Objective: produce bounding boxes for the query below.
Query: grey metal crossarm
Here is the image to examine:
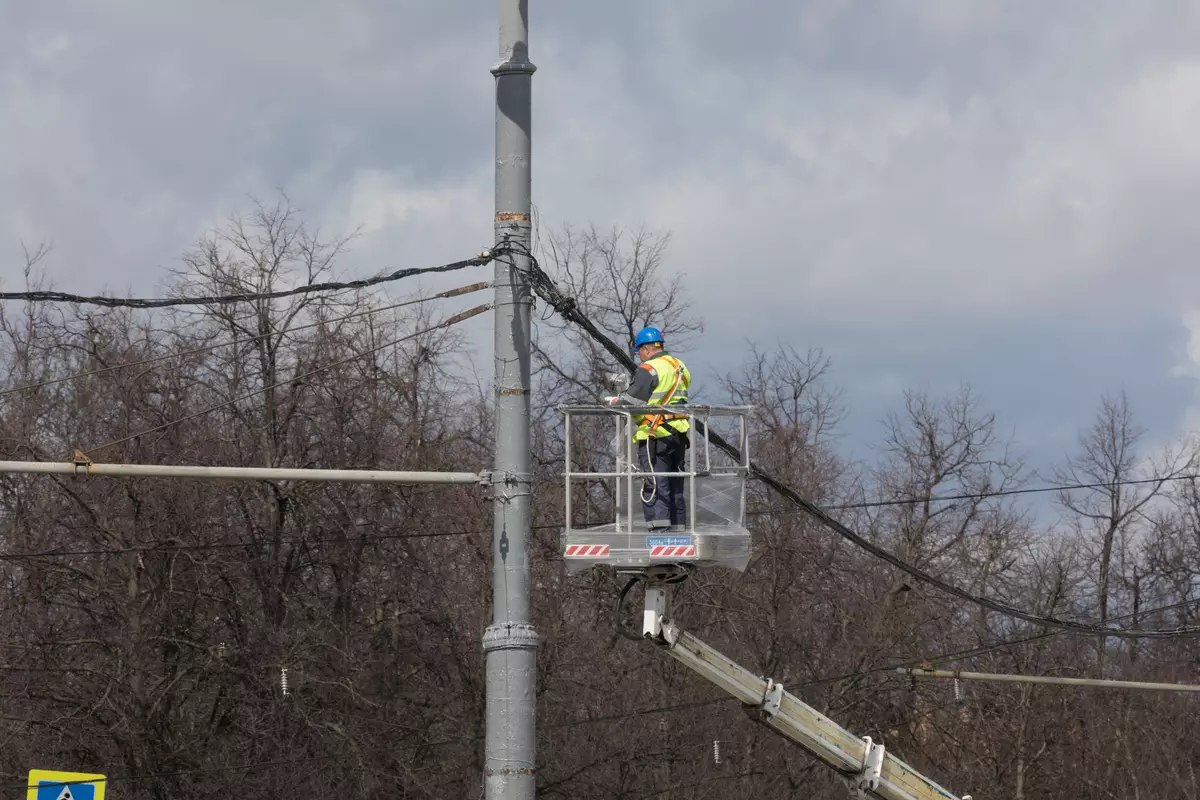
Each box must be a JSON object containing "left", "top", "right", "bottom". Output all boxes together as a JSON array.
[{"left": 641, "top": 588, "right": 964, "bottom": 800}]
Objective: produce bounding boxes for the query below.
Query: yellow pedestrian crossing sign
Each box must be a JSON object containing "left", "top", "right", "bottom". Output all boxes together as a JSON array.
[{"left": 27, "top": 770, "right": 106, "bottom": 800}]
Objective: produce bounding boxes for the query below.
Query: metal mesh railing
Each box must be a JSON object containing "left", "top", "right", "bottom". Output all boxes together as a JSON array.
[{"left": 558, "top": 404, "right": 752, "bottom": 533}]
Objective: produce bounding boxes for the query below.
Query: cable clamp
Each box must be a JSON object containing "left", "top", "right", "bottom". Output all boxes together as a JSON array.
[
  {"left": 483, "top": 470, "right": 533, "bottom": 486},
  {"left": 480, "top": 470, "right": 534, "bottom": 502},
  {"left": 70, "top": 448, "right": 92, "bottom": 475},
  {"left": 850, "top": 736, "right": 885, "bottom": 798},
  {"left": 744, "top": 678, "right": 783, "bottom": 723}
]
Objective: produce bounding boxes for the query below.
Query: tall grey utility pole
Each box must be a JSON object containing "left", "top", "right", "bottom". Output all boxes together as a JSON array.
[{"left": 484, "top": 1, "right": 537, "bottom": 798}]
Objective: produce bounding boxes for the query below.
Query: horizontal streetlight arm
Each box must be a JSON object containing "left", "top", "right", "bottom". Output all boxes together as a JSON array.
[{"left": 0, "top": 459, "right": 483, "bottom": 485}]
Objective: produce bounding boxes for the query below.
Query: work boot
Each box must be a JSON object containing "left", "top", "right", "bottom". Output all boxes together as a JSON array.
[{"left": 667, "top": 524, "right": 687, "bottom": 532}]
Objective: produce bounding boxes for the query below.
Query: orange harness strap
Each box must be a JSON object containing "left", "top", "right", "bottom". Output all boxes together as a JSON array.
[{"left": 646, "top": 355, "right": 687, "bottom": 437}]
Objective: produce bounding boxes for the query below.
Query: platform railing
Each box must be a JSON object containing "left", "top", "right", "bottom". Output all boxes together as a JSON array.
[{"left": 558, "top": 404, "right": 752, "bottom": 534}]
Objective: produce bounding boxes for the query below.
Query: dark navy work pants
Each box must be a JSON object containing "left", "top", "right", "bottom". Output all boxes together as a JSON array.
[{"left": 637, "top": 435, "right": 687, "bottom": 527}]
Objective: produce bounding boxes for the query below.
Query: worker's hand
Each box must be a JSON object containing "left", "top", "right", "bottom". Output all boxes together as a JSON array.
[{"left": 606, "top": 395, "right": 619, "bottom": 406}]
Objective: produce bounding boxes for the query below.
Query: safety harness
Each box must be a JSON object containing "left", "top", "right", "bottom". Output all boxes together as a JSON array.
[{"left": 641, "top": 354, "right": 689, "bottom": 445}]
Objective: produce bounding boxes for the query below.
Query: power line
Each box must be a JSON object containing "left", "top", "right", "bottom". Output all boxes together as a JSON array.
[
  {"left": 815, "top": 473, "right": 1199, "bottom": 512},
  {"left": 10, "top": 735, "right": 477, "bottom": 794},
  {"left": 0, "top": 522, "right": 565, "bottom": 560},
  {"left": 793, "top": 597, "right": 1200, "bottom": 692},
  {"left": 0, "top": 251, "right": 498, "bottom": 309},
  {"left": 16, "top": 529, "right": 1188, "bottom": 694},
  {"left": 79, "top": 302, "right": 491, "bottom": 457},
  {"left": 0, "top": 281, "right": 490, "bottom": 398},
  {"left": 3, "top": 696, "right": 741, "bottom": 794},
  {"left": 543, "top": 697, "right": 730, "bottom": 728},
  {"left": 901, "top": 666, "right": 1200, "bottom": 693},
  {"left": 0, "top": 528, "right": 474, "bottom": 561},
  {"left": 734, "top": 472, "right": 1199, "bottom": 518},
  {"left": 515, "top": 241, "right": 1200, "bottom": 640},
  {"left": 2, "top": 699, "right": 742, "bottom": 794},
  {"left": 744, "top": 451, "right": 1200, "bottom": 640},
  {"left": 6, "top": 587, "right": 1178, "bottom": 790}
]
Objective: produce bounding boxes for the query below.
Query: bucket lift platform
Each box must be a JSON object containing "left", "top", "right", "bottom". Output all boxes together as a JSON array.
[
  {"left": 557, "top": 404, "right": 967, "bottom": 799},
  {"left": 558, "top": 403, "right": 753, "bottom": 576}
]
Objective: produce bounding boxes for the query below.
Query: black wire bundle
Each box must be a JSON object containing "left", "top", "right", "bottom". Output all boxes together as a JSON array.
[
  {"left": 504, "top": 240, "right": 1200, "bottom": 640},
  {"left": 0, "top": 251, "right": 501, "bottom": 308}
]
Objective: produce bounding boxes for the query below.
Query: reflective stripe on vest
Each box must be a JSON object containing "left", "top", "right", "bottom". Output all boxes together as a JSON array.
[{"left": 633, "top": 354, "right": 690, "bottom": 441}]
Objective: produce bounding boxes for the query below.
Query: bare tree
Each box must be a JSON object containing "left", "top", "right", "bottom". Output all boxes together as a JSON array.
[
  {"left": 0, "top": 194, "right": 493, "bottom": 797},
  {"left": 532, "top": 223, "right": 702, "bottom": 406},
  {"left": 1053, "top": 392, "right": 1194, "bottom": 664},
  {"left": 869, "top": 386, "right": 1028, "bottom": 593},
  {"left": 8, "top": 206, "right": 1200, "bottom": 799}
]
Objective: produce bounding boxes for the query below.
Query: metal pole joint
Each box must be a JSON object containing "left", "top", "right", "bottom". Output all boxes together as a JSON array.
[
  {"left": 482, "top": 623, "right": 539, "bottom": 654},
  {"left": 491, "top": 60, "right": 537, "bottom": 77}
]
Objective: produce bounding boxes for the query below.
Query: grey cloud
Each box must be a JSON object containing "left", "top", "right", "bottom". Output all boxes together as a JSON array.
[
  {"left": 0, "top": 1, "right": 499, "bottom": 292},
  {"left": 527, "top": 1, "right": 1200, "bottom": 329},
  {"left": 4, "top": 1, "right": 1200, "bottom": 462}
]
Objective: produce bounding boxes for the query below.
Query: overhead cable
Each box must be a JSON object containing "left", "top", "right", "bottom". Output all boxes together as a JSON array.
[
  {"left": 507, "top": 241, "right": 1200, "bottom": 640},
  {"left": 901, "top": 666, "right": 1200, "bottom": 693},
  {"left": 0, "top": 281, "right": 490, "bottom": 398},
  {"left": 9, "top": 736, "right": 475, "bottom": 795},
  {"left": 795, "top": 596, "right": 1200, "bottom": 691},
  {"left": 738, "top": 471, "right": 1199, "bottom": 516},
  {"left": 0, "top": 247, "right": 502, "bottom": 309},
  {"left": 0, "top": 522, "right": 564, "bottom": 561},
  {"left": 80, "top": 302, "right": 491, "bottom": 457},
  {"left": 2, "top": 694, "right": 749, "bottom": 794},
  {"left": 0, "top": 528, "right": 473, "bottom": 561},
  {"left": 822, "top": 473, "right": 1200, "bottom": 511}
]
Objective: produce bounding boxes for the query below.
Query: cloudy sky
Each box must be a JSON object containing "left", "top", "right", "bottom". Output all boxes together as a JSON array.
[{"left": 5, "top": 0, "right": 1200, "bottom": 482}]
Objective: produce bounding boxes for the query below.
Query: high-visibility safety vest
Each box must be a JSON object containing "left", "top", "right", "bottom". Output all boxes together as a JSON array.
[{"left": 633, "top": 353, "right": 690, "bottom": 441}]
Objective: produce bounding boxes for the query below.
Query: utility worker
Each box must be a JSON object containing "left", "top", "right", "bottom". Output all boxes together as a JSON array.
[{"left": 608, "top": 326, "right": 690, "bottom": 531}]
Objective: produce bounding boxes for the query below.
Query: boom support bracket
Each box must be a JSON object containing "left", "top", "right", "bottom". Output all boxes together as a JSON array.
[{"left": 853, "top": 736, "right": 885, "bottom": 798}]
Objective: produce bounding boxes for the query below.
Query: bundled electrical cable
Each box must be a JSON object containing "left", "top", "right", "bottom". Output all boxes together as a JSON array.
[{"left": 499, "top": 239, "right": 1200, "bottom": 641}]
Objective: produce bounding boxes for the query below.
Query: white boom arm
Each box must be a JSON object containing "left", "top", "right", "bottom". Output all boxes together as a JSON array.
[{"left": 641, "top": 586, "right": 967, "bottom": 800}]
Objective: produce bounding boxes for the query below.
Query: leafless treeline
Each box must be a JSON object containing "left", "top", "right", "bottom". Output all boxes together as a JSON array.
[{"left": 2, "top": 198, "right": 1200, "bottom": 798}]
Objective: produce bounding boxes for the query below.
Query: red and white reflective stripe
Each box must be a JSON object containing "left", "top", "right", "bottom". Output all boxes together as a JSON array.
[
  {"left": 649, "top": 545, "right": 696, "bottom": 558},
  {"left": 564, "top": 544, "right": 610, "bottom": 557}
]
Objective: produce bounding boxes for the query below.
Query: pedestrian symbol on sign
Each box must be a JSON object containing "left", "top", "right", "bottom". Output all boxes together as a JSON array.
[
  {"left": 36, "top": 780, "right": 94, "bottom": 800},
  {"left": 27, "top": 770, "right": 105, "bottom": 800}
]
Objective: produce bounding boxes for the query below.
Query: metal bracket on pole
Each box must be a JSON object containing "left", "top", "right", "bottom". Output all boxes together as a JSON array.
[
  {"left": 850, "top": 736, "right": 885, "bottom": 798},
  {"left": 482, "top": 470, "right": 533, "bottom": 502},
  {"left": 484, "top": 470, "right": 533, "bottom": 484}
]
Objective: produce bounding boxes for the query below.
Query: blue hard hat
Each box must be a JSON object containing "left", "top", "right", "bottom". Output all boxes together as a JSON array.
[{"left": 634, "top": 326, "right": 664, "bottom": 350}]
